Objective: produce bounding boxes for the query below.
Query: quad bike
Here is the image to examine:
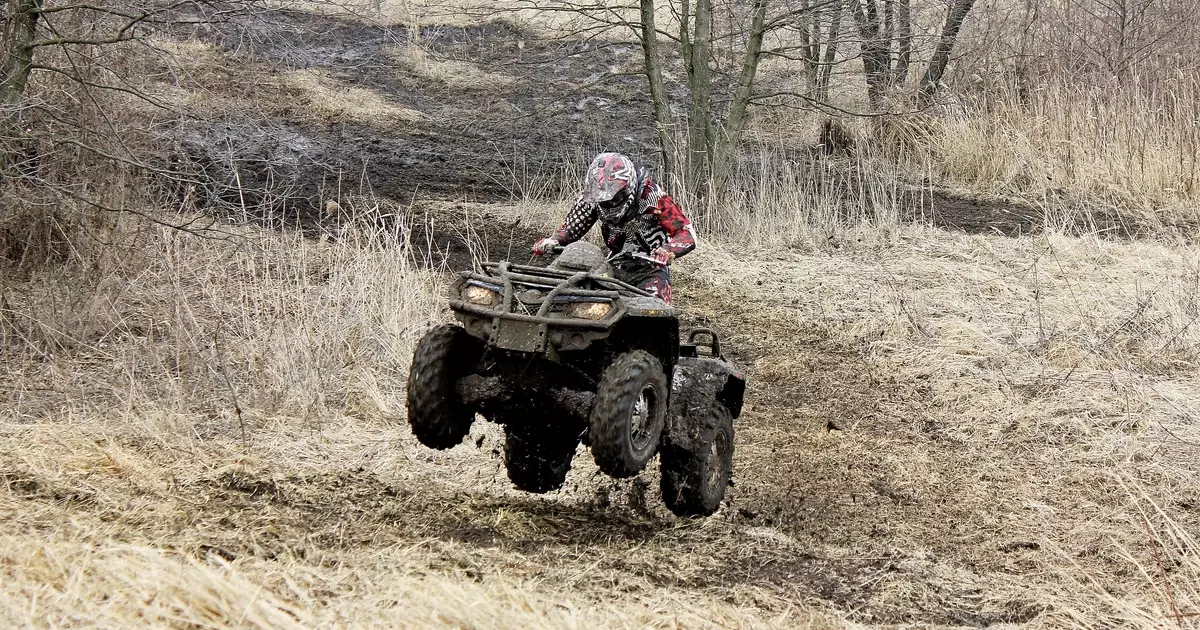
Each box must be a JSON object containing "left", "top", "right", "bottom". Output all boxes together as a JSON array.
[{"left": 406, "top": 242, "right": 746, "bottom": 516}]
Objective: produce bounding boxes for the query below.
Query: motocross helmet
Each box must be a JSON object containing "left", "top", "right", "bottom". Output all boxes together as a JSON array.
[{"left": 583, "top": 152, "right": 639, "bottom": 224}]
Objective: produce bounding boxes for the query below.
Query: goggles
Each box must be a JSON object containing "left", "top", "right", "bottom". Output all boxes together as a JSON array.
[{"left": 598, "top": 188, "right": 630, "bottom": 210}]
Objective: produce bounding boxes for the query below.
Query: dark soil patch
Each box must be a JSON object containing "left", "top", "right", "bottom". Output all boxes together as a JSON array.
[
  {"left": 406, "top": 202, "right": 550, "bottom": 270},
  {"left": 167, "top": 9, "right": 660, "bottom": 228},
  {"left": 916, "top": 193, "right": 1043, "bottom": 237},
  {"left": 911, "top": 190, "right": 1184, "bottom": 238},
  {"left": 182, "top": 465, "right": 1030, "bottom": 625}
]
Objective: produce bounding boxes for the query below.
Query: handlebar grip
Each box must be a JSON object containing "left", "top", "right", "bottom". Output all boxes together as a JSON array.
[{"left": 533, "top": 241, "right": 565, "bottom": 256}]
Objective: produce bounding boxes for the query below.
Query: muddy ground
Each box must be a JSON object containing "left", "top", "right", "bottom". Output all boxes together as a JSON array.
[
  {"left": 157, "top": 7, "right": 1171, "bottom": 241},
  {"left": 168, "top": 10, "right": 658, "bottom": 220}
]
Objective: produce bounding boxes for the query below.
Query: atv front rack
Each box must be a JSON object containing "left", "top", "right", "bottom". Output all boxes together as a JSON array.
[
  {"left": 482, "top": 262, "right": 654, "bottom": 298},
  {"left": 449, "top": 261, "right": 654, "bottom": 354}
]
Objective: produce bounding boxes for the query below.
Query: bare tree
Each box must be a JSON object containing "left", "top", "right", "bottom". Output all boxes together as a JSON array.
[
  {"left": 919, "top": 0, "right": 977, "bottom": 100},
  {"left": 849, "top": 0, "right": 942, "bottom": 107},
  {"left": 0, "top": 0, "right": 38, "bottom": 119},
  {"left": 639, "top": 0, "right": 676, "bottom": 174}
]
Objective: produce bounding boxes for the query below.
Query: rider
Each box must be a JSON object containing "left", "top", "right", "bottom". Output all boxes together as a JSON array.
[{"left": 533, "top": 152, "right": 696, "bottom": 303}]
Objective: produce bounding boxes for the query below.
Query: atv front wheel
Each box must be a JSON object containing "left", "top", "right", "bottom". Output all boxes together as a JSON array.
[
  {"left": 660, "top": 401, "right": 734, "bottom": 517},
  {"left": 406, "top": 324, "right": 482, "bottom": 449},
  {"left": 589, "top": 350, "right": 668, "bottom": 478},
  {"left": 503, "top": 411, "right": 580, "bottom": 493}
]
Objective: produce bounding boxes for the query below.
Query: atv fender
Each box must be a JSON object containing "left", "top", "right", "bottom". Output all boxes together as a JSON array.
[{"left": 664, "top": 357, "right": 746, "bottom": 450}]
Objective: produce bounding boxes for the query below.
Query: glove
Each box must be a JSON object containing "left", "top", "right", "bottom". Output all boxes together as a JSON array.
[
  {"left": 533, "top": 237, "right": 560, "bottom": 256},
  {"left": 651, "top": 247, "right": 675, "bottom": 266}
]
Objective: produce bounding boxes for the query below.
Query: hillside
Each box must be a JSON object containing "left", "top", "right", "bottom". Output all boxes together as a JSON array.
[{"left": 2, "top": 3, "right": 1199, "bottom": 628}]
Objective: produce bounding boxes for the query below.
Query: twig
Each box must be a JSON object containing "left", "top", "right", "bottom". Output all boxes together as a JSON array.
[
  {"left": 871, "top": 252, "right": 931, "bottom": 338},
  {"left": 1135, "top": 503, "right": 1184, "bottom": 629},
  {"left": 1149, "top": 390, "right": 1200, "bottom": 447},
  {"left": 211, "top": 327, "right": 248, "bottom": 450}
]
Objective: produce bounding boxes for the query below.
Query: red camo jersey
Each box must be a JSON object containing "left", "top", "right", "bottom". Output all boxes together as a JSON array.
[{"left": 553, "top": 177, "right": 696, "bottom": 258}]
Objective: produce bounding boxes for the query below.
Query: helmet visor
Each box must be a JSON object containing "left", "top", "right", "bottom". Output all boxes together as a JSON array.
[{"left": 597, "top": 187, "right": 630, "bottom": 210}]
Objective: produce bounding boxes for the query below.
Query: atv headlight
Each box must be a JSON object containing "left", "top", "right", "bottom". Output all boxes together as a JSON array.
[
  {"left": 566, "top": 301, "right": 613, "bottom": 320},
  {"left": 463, "top": 285, "right": 499, "bottom": 306}
]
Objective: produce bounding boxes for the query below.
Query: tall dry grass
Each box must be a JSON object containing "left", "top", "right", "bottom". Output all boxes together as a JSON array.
[
  {"left": 723, "top": 72, "right": 1200, "bottom": 241},
  {"left": 930, "top": 76, "right": 1200, "bottom": 217},
  {"left": 742, "top": 53, "right": 1200, "bottom": 232},
  {"left": 1, "top": 200, "right": 443, "bottom": 429}
]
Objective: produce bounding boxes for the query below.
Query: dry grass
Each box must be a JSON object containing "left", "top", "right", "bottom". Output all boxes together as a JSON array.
[
  {"left": 746, "top": 51, "right": 1200, "bottom": 226},
  {"left": 0, "top": 208, "right": 850, "bottom": 628},
  {"left": 149, "top": 40, "right": 423, "bottom": 125},
  {"left": 283, "top": 69, "right": 424, "bottom": 124},
  {"left": 7, "top": 201, "right": 1198, "bottom": 627},
  {"left": 927, "top": 79, "right": 1200, "bottom": 217},
  {"left": 387, "top": 43, "right": 513, "bottom": 90}
]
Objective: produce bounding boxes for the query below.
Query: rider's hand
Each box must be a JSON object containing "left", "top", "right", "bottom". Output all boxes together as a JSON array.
[
  {"left": 651, "top": 247, "right": 675, "bottom": 266},
  {"left": 533, "top": 237, "right": 560, "bottom": 256}
]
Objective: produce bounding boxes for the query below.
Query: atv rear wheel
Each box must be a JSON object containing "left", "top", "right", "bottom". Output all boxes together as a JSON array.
[
  {"left": 660, "top": 402, "right": 734, "bottom": 517},
  {"left": 503, "top": 412, "right": 580, "bottom": 493},
  {"left": 406, "top": 324, "right": 482, "bottom": 449},
  {"left": 589, "top": 350, "right": 668, "bottom": 478}
]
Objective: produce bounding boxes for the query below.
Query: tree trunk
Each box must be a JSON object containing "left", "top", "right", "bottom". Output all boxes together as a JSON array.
[
  {"left": 1, "top": 0, "right": 41, "bottom": 115},
  {"left": 1, "top": 0, "right": 41, "bottom": 178},
  {"left": 817, "top": 0, "right": 843, "bottom": 102},
  {"left": 919, "top": 0, "right": 977, "bottom": 100},
  {"left": 639, "top": 0, "right": 676, "bottom": 177},
  {"left": 891, "top": 0, "right": 911, "bottom": 85},
  {"left": 679, "top": 0, "right": 693, "bottom": 82},
  {"left": 716, "top": 0, "right": 767, "bottom": 182},
  {"left": 686, "top": 0, "right": 714, "bottom": 195},
  {"left": 802, "top": 0, "right": 819, "bottom": 91},
  {"left": 882, "top": 0, "right": 894, "bottom": 66},
  {"left": 851, "top": 0, "right": 890, "bottom": 108}
]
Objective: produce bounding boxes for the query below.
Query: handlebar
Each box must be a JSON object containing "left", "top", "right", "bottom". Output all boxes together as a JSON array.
[
  {"left": 533, "top": 243, "right": 666, "bottom": 267},
  {"left": 608, "top": 250, "right": 667, "bottom": 267}
]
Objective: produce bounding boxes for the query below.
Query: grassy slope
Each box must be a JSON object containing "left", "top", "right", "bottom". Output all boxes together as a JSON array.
[
  {"left": 2, "top": 211, "right": 1198, "bottom": 627},
  {"left": 3, "top": 4, "right": 1200, "bottom": 628}
]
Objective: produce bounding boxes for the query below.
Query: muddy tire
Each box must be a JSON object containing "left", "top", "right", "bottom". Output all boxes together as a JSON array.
[
  {"left": 660, "top": 402, "right": 734, "bottom": 517},
  {"left": 588, "top": 350, "right": 668, "bottom": 478},
  {"left": 406, "top": 324, "right": 481, "bottom": 450},
  {"left": 503, "top": 413, "right": 580, "bottom": 493}
]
